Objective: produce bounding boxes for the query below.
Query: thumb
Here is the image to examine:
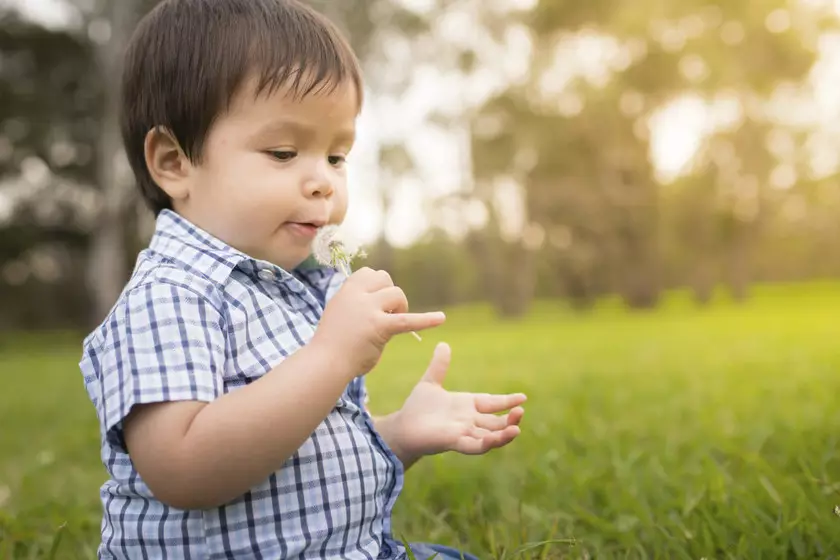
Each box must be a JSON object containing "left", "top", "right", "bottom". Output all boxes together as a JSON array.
[{"left": 421, "top": 342, "right": 451, "bottom": 385}]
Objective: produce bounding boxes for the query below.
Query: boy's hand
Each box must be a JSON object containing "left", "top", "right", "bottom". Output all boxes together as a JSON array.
[
  {"left": 379, "top": 343, "right": 526, "bottom": 466},
  {"left": 312, "top": 267, "right": 445, "bottom": 377}
]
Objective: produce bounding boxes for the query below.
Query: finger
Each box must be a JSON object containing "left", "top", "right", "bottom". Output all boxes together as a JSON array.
[
  {"left": 346, "top": 266, "right": 376, "bottom": 281},
  {"left": 373, "top": 286, "right": 409, "bottom": 314},
  {"left": 453, "top": 435, "right": 492, "bottom": 455},
  {"left": 475, "top": 413, "right": 510, "bottom": 432},
  {"left": 384, "top": 311, "right": 446, "bottom": 335},
  {"left": 455, "top": 425, "right": 521, "bottom": 455},
  {"left": 473, "top": 393, "right": 527, "bottom": 414},
  {"left": 363, "top": 269, "right": 394, "bottom": 292},
  {"left": 490, "top": 425, "right": 521, "bottom": 448},
  {"left": 507, "top": 406, "right": 525, "bottom": 427},
  {"left": 346, "top": 267, "right": 393, "bottom": 291},
  {"left": 474, "top": 406, "right": 524, "bottom": 431},
  {"left": 420, "top": 342, "right": 451, "bottom": 385},
  {"left": 470, "top": 427, "right": 492, "bottom": 438}
]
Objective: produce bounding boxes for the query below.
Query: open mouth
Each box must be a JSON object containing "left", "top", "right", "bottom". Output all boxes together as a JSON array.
[{"left": 286, "top": 222, "right": 322, "bottom": 238}]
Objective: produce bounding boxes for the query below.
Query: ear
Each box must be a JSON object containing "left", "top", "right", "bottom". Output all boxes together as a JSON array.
[{"left": 144, "top": 126, "right": 193, "bottom": 203}]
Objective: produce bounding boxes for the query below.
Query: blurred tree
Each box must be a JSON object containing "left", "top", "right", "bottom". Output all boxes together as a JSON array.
[
  {"left": 466, "top": 0, "right": 836, "bottom": 312},
  {"left": 0, "top": 9, "right": 102, "bottom": 328},
  {"left": 0, "top": 0, "right": 436, "bottom": 329}
]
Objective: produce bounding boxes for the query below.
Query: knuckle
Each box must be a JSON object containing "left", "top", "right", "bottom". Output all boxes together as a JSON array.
[
  {"left": 372, "top": 311, "right": 391, "bottom": 333},
  {"left": 394, "top": 313, "right": 409, "bottom": 331},
  {"left": 397, "top": 315, "right": 412, "bottom": 332}
]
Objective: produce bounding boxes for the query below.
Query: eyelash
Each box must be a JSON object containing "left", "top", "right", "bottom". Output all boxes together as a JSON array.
[{"left": 268, "top": 151, "right": 347, "bottom": 167}]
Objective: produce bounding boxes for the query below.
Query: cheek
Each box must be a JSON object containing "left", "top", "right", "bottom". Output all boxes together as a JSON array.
[
  {"left": 204, "top": 158, "right": 284, "bottom": 227},
  {"left": 333, "top": 181, "right": 349, "bottom": 212},
  {"left": 219, "top": 155, "right": 279, "bottom": 205}
]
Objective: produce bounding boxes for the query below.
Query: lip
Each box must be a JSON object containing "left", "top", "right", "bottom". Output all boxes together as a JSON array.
[
  {"left": 290, "top": 217, "right": 328, "bottom": 227},
  {"left": 285, "top": 222, "right": 321, "bottom": 239}
]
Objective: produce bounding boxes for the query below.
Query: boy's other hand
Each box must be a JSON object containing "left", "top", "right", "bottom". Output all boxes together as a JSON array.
[
  {"left": 378, "top": 342, "right": 526, "bottom": 465},
  {"left": 313, "top": 267, "right": 446, "bottom": 376}
]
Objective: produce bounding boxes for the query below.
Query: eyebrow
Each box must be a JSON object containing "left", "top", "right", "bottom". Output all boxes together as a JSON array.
[{"left": 251, "top": 119, "right": 355, "bottom": 147}]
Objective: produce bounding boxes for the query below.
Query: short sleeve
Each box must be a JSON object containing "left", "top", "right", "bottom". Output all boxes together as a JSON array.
[{"left": 91, "top": 279, "right": 226, "bottom": 450}]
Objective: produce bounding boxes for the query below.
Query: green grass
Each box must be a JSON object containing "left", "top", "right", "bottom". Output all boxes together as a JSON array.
[{"left": 2, "top": 281, "right": 840, "bottom": 558}]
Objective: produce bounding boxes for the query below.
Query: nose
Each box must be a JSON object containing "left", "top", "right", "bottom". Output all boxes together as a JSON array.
[{"left": 303, "top": 160, "right": 334, "bottom": 199}]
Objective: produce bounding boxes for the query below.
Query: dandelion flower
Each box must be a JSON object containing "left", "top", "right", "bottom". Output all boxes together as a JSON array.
[{"left": 313, "top": 225, "right": 365, "bottom": 277}]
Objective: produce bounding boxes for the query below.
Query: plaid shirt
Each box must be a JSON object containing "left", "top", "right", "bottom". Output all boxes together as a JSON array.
[{"left": 79, "top": 209, "right": 407, "bottom": 559}]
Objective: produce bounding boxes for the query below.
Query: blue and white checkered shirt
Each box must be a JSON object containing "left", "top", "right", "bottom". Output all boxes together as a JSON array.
[{"left": 79, "top": 209, "right": 407, "bottom": 559}]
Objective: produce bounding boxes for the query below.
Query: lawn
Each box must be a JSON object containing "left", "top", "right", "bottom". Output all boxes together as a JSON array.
[{"left": 1, "top": 282, "right": 839, "bottom": 558}]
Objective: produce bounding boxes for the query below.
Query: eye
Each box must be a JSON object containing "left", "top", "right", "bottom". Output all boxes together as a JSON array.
[
  {"left": 328, "top": 155, "right": 346, "bottom": 167},
  {"left": 269, "top": 150, "right": 296, "bottom": 162}
]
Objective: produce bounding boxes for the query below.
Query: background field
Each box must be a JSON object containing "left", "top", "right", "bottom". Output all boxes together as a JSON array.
[{"left": 1, "top": 282, "right": 838, "bottom": 559}]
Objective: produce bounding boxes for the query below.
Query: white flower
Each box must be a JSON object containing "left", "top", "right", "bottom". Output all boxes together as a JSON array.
[{"left": 313, "top": 225, "right": 366, "bottom": 276}]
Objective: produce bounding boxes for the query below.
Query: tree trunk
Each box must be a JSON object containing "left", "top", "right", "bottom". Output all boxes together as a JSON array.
[
  {"left": 618, "top": 214, "right": 661, "bottom": 309},
  {"left": 86, "top": 0, "right": 137, "bottom": 324},
  {"left": 563, "top": 268, "right": 597, "bottom": 311},
  {"left": 495, "top": 241, "right": 535, "bottom": 318},
  {"left": 727, "top": 228, "right": 752, "bottom": 302},
  {"left": 691, "top": 258, "right": 717, "bottom": 306}
]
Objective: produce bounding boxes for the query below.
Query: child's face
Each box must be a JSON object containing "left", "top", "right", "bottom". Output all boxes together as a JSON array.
[{"left": 170, "top": 74, "right": 358, "bottom": 271}]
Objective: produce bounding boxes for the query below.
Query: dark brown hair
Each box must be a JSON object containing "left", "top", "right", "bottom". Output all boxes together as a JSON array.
[{"left": 120, "top": 0, "right": 364, "bottom": 215}]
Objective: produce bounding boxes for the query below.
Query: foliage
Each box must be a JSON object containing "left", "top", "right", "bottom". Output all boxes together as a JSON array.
[{"left": 466, "top": 0, "right": 840, "bottom": 313}]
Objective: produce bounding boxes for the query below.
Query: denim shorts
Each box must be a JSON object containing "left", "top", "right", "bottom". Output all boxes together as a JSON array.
[{"left": 409, "top": 542, "right": 481, "bottom": 560}]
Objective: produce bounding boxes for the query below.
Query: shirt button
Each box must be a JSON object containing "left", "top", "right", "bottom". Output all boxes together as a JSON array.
[{"left": 258, "top": 269, "right": 275, "bottom": 282}]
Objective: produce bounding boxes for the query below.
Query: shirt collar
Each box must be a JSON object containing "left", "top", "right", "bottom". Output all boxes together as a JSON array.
[{"left": 147, "top": 209, "right": 337, "bottom": 288}]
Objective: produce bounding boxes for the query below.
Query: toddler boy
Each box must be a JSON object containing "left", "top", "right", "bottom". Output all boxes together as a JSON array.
[{"left": 79, "top": 1, "right": 526, "bottom": 558}]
